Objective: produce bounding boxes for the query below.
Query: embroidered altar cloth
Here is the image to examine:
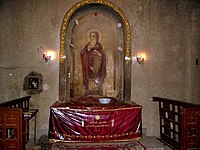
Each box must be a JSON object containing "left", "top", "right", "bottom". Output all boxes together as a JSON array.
[{"left": 48, "top": 97, "right": 142, "bottom": 142}]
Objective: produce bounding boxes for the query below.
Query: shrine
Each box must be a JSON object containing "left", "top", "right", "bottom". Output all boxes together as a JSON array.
[{"left": 49, "top": 0, "right": 142, "bottom": 143}]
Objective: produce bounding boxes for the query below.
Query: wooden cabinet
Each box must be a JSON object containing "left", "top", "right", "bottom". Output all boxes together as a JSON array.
[
  {"left": 0, "top": 108, "right": 25, "bottom": 150},
  {"left": 153, "top": 97, "right": 200, "bottom": 150},
  {"left": 0, "top": 96, "right": 38, "bottom": 150}
]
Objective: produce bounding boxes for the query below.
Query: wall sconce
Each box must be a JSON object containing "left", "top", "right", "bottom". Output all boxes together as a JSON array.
[
  {"left": 136, "top": 53, "right": 145, "bottom": 64},
  {"left": 43, "top": 50, "right": 57, "bottom": 62}
]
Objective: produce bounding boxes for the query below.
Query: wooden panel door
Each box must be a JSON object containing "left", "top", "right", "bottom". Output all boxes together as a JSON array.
[{"left": 0, "top": 108, "right": 24, "bottom": 150}]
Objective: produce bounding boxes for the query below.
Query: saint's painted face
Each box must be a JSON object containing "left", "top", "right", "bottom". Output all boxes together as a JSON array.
[{"left": 89, "top": 32, "right": 96, "bottom": 41}]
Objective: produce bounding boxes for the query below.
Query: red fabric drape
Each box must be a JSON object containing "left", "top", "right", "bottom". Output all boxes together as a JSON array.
[{"left": 49, "top": 98, "right": 142, "bottom": 142}]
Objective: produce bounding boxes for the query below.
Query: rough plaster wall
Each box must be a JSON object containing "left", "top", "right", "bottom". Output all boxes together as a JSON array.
[
  {"left": 190, "top": 8, "right": 200, "bottom": 104},
  {"left": 127, "top": 0, "right": 200, "bottom": 136},
  {"left": 0, "top": 0, "right": 69, "bottom": 135},
  {"left": 0, "top": 0, "right": 199, "bottom": 137},
  {"left": 126, "top": 0, "right": 197, "bottom": 136}
]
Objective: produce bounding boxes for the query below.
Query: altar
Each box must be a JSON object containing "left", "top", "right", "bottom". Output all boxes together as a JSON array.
[{"left": 48, "top": 97, "right": 142, "bottom": 142}]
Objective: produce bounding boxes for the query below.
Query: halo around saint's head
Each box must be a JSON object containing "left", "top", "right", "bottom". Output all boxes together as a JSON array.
[{"left": 86, "top": 28, "right": 102, "bottom": 42}]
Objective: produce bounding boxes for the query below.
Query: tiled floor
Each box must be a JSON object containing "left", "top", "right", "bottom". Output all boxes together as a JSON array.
[{"left": 27, "top": 134, "right": 172, "bottom": 150}]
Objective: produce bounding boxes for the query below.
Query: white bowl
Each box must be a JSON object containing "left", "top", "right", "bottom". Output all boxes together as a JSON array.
[{"left": 99, "top": 98, "right": 111, "bottom": 104}]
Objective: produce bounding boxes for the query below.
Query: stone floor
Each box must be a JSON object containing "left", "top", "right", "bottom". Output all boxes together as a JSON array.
[
  {"left": 140, "top": 135, "right": 172, "bottom": 150},
  {"left": 26, "top": 134, "right": 172, "bottom": 150}
]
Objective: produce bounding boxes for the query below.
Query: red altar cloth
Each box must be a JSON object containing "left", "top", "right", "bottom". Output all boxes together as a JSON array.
[{"left": 48, "top": 97, "right": 142, "bottom": 142}]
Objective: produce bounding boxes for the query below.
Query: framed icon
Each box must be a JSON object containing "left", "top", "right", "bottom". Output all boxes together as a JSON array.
[
  {"left": 28, "top": 77, "right": 39, "bottom": 89},
  {"left": 23, "top": 72, "right": 43, "bottom": 94}
]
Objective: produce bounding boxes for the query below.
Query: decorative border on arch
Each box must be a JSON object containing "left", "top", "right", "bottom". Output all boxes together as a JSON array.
[{"left": 60, "top": 0, "right": 131, "bottom": 63}]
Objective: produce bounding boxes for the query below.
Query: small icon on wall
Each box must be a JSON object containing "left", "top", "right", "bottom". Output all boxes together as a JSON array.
[
  {"left": 23, "top": 72, "right": 42, "bottom": 94},
  {"left": 28, "top": 77, "right": 39, "bottom": 89}
]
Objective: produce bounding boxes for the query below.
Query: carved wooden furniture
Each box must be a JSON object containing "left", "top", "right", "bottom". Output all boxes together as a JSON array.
[
  {"left": 0, "top": 96, "right": 38, "bottom": 150},
  {"left": 153, "top": 97, "right": 200, "bottom": 150},
  {"left": 49, "top": 97, "right": 142, "bottom": 142}
]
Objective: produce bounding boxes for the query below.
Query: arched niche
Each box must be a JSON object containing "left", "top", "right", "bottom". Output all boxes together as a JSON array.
[{"left": 59, "top": 0, "right": 131, "bottom": 101}]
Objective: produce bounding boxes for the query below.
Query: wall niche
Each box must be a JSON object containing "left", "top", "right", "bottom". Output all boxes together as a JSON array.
[{"left": 59, "top": 0, "right": 131, "bottom": 101}]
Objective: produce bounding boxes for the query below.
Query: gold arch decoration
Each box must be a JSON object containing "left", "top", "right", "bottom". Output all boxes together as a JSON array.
[{"left": 60, "top": 0, "right": 131, "bottom": 63}]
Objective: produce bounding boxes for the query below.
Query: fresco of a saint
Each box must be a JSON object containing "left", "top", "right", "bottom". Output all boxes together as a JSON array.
[{"left": 81, "top": 31, "right": 106, "bottom": 96}]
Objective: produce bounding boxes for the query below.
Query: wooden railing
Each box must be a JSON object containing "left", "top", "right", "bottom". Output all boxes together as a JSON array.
[
  {"left": 153, "top": 97, "right": 200, "bottom": 150},
  {"left": 0, "top": 96, "right": 30, "bottom": 110}
]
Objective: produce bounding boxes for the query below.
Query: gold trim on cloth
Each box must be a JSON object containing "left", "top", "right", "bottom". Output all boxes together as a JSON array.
[
  {"left": 51, "top": 106, "right": 141, "bottom": 112},
  {"left": 49, "top": 137, "right": 141, "bottom": 143},
  {"left": 50, "top": 131, "right": 141, "bottom": 141},
  {"left": 60, "top": 0, "right": 131, "bottom": 63}
]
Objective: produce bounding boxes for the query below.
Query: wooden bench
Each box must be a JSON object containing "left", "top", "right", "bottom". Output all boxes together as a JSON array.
[{"left": 0, "top": 96, "right": 38, "bottom": 150}]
